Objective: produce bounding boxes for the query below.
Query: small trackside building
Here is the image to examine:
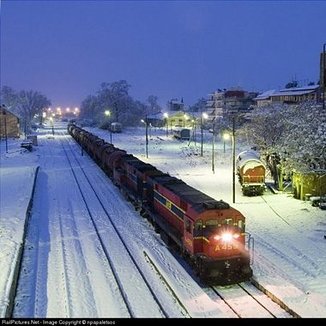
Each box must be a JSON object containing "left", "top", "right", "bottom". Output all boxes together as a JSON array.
[{"left": 0, "top": 105, "right": 20, "bottom": 138}]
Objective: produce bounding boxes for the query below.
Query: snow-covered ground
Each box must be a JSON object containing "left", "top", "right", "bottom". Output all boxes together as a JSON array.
[{"left": 0, "top": 121, "right": 326, "bottom": 318}]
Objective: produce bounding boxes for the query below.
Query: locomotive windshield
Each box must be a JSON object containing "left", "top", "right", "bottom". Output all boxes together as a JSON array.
[{"left": 194, "top": 218, "right": 244, "bottom": 237}]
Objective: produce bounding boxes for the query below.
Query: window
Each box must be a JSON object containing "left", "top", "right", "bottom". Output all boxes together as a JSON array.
[{"left": 238, "top": 220, "right": 244, "bottom": 231}]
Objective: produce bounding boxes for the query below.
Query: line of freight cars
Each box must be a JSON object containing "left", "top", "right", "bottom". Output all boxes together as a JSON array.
[{"left": 68, "top": 123, "right": 254, "bottom": 285}]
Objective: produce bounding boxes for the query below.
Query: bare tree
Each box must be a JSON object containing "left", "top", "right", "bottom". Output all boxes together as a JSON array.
[{"left": 1, "top": 86, "right": 51, "bottom": 133}]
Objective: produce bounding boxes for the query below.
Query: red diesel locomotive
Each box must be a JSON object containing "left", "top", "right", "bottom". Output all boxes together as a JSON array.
[{"left": 68, "top": 124, "right": 253, "bottom": 285}]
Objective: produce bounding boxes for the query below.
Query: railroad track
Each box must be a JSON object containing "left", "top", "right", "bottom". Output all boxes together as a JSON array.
[
  {"left": 209, "top": 281, "right": 293, "bottom": 318},
  {"left": 60, "top": 132, "right": 168, "bottom": 317},
  {"left": 11, "top": 132, "right": 167, "bottom": 317}
]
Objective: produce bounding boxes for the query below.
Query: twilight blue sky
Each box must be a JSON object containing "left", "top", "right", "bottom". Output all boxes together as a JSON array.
[{"left": 1, "top": 0, "right": 326, "bottom": 108}]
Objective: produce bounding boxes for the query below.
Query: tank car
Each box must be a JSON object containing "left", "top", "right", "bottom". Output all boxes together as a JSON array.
[
  {"left": 67, "top": 123, "right": 253, "bottom": 285},
  {"left": 236, "top": 150, "right": 266, "bottom": 196}
]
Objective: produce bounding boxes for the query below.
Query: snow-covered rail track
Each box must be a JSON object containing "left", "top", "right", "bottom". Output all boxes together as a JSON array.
[
  {"left": 61, "top": 134, "right": 180, "bottom": 317},
  {"left": 13, "top": 136, "right": 104, "bottom": 317},
  {"left": 210, "top": 282, "right": 292, "bottom": 318}
]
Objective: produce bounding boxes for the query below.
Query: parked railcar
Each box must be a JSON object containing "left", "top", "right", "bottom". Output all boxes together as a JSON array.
[
  {"left": 173, "top": 128, "right": 191, "bottom": 140},
  {"left": 110, "top": 122, "right": 122, "bottom": 133},
  {"left": 68, "top": 123, "right": 253, "bottom": 285},
  {"left": 236, "top": 150, "right": 266, "bottom": 196}
]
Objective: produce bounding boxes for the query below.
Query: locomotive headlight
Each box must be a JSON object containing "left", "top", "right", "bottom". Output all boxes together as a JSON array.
[
  {"left": 213, "top": 232, "right": 240, "bottom": 242},
  {"left": 233, "top": 233, "right": 240, "bottom": 239},
  {"left": 221, "top": 233, "right": 233, "bottom": 242}
]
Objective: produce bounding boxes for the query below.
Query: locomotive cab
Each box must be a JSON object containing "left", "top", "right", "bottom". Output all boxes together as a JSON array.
[{"left": 183, "top": 203, "right": 253, "bottom": 284}]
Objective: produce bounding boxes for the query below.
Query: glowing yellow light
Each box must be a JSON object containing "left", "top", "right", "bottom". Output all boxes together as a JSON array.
[
  {"left": 223, "top": 133, "right": 231, "bottom": 140},
  {"left": 221, "top": 233, "right": 233, "bottom": 242}
]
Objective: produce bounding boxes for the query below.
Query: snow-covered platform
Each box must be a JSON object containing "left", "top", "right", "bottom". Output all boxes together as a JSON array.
[{"left": 0, "top": 166, "right": 39, "bottom": 317}]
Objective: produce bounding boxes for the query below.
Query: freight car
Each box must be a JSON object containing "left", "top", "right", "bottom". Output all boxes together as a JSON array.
[
  {"left": 173, "top": 128, "right": 191, "bottom": 140},
  {"left": 68, "top": 123, "right": 253, "bottom": 285},
  {"left": 236, "top": 150, "right": 266, "bottom": 196}
]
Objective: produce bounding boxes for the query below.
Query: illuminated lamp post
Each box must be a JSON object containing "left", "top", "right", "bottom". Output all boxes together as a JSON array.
[
  {"left": 40, "top": 111, "right": 46, "bottom": 126},
  {"left": 104, "top": 110, "right": 112, "bottom": 143},
  {"left": 141, "top": 116, "right": 149, "bottom": 158},
  {"left": 323, "top": 43, "right": 326, "bottom": 111},
  {"left": 223, "top": 116, "right": 236, "bottom": 203},
  {"left": 49, "top": 117, "right": 54, "bottom": 135},
  {"left": 211, "top": 118, "right": 217, "bottom": 174},
  {"left": 223, "top": 132, "right": 230, "bottom": 153},
  {"left": 1, "top": 106, "right": 8, "bottom": 153},
  {"left": 231, "top": 115, "right": 236, "bottom": 203},
  {"left": 163, "top": 112, "right": 169, "bottom": 136},
  {"left": 184, "top": 113, "right": 189, "bottom": 128},
  {"left": 191, "top": 119, "right": 196, "bottom": 144},
  {"left": 74, "top": 107, "right": 79, "bottom": 117},
  {"left": 200, "top": 112, "right": 208, "bottom": 157}
]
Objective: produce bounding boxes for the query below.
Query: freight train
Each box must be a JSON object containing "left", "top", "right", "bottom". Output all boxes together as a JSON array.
[
  {"left": 68, "top": 123, "right": 253, "bottom": 285},
  {"left": 236, "top": 150, "right": 266, "bottom": 196}
]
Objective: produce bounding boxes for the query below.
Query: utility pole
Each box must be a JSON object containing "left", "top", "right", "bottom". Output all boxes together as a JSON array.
[
  {"left": 2, "top": 108, "right": 8, "bottom": 153},
  {"left": 323, "top": 43, "right": 326, "bottom": 111},
  {"left": 212, "top": 132, "right": 215, "bottom": 174},
  {"left": 145, "top": 115, "right": 149, "bottom": 158},
  {"left": 232, "top": 115, "right": 236, "bottom": 204},
  {"left": 200, "top": 115, "right": 204, "bottom": 157}
]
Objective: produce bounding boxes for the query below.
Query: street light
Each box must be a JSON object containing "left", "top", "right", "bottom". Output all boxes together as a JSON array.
[
  {"left": 223, "top": 132, "right": 230, "bottom": 153},
  {"left": 184, "top": 113, "right": 189, "bottom": 128},
  {"left": 191, "top": 119, "right": 196, "bottom": 144},
  {"left": 104, "top": 110, "right": 112, "bottom": 143},
  {"left": 211, "top": 118, "right": 218, "bottom": 174},
  {"left": 200, "top": 112, "right": 208, "bottom": 157},
  {"left": 41, "top": 111, "right": 46, "bottom": 126},
  {"left": 323, "top": 43, "right": 326, "bottom": 111},
  {"left": 163, "top": 112, "right": 169, "bottom": 137},
  {"left": 141, "top": 116, "right": 149, "bottom": 158},
  {"left": 223, "top": 115, "right": 236, "bottom": 203},
  {"left": 231, "top": 115, "right": 236, "bottom": 204},
  {"left": 1, "top": 105, "right": 8, "bottom": 153},
  {"left": 49, "top": 117, "right": 54, "bottom": 135}
]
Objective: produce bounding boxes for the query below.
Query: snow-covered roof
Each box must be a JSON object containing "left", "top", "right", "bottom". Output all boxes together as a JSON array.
[
  {"left": 254, "top": 85, "right": 319, "bottom": 100},
  {"left": 147, "top": 111, "right": 164, "bottom": 120},
  {"left": 271, "top": 89, "right": 318, "bottom": 97},
  {"left": 0, "top": 105, "right": 20, "bottom": 119},
  {"left": 254, "top": 90, "right": 276, "bottom": 100},
  {"left": 279, "top": 85, "right": 319, "bottom": 92}
]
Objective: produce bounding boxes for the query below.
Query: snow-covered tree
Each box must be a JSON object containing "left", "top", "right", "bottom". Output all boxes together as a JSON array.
[
  {"left": 1, "top": 86, "right": 51, "bottom": 132},
  {"left": 80, "top": 80, "right": 149, "bottom": 127},
  {"left": 239, "top": 102, "right": 326, "bottom": 187},
  {"left": 147, "top": 95, "right": 161, "bottom": 115}
]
